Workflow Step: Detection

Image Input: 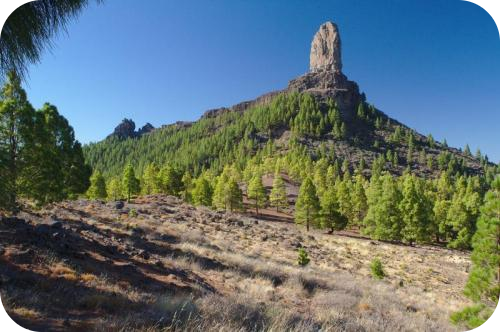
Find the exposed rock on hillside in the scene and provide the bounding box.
[203,21,361,120]
[137,122,155,136]
[310,21,342,73]
[287,70,362,120]
[108,119,155,139]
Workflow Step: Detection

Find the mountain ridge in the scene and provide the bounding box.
[88,21,491,181]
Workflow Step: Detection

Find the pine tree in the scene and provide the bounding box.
[142,162,160,195]
[247,174,267,214]
[370,258,385,279]
[446,177,481,249]
[159,164,183,196]
[213,173,229,210]
[336,173,353,222]
[87,171,107,200]
[227,178,243,212]
[363,174,403,241]
[297,247,310,266]
[270,173,288,212]
[332,121,342,139]
[341,159,349,175]
[434,172,453,242]
[192,176,213,207]
[1,0,98,79]
[122,163,140,202]
[427,134,435,148]
[0,74,90,209]
[181,171,193,203]
[107,178,122,201]
[357,103,365,120]
[371,154,385,177]
[320,186,347,233]
[351,172,368,228]
[392,152,399,167]
[295,177,320,231]
[452,176,500,331]
[399,174,432,244]
[0,71,35,210]
[212,165,240,210]
[464,144,472,157]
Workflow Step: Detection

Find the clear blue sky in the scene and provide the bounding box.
[21,0,500,162]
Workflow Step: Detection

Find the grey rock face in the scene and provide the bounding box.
[137,123,155,136]
[310,21,342,73]
[287,70,363,120]
[111,118,136,139]
[108,119,155,140]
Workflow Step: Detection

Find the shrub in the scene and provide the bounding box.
[297,248,310,266]
[129,208,138,218]
[370,258,385,279]
[450,304,492,329]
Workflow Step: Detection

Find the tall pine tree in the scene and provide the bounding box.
[295,177,320,231]
[122,163,140,202]
[452,177,500,329]
[270,172,288,212]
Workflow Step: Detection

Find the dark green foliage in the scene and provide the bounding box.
[142,163,160,195]
[247,175,267,214]
[464,144,471,157]
[450,304,492,329]
[370,258,385,279]
[107,178,122,201]
[297,248,310,266]
[1,0,100,79]
[192,176,213,207]
[427,134,435,148]
[158,164,183,196]
[400,174,433,244]
[128,208,138,218]
[446,177,481,249]
[270,173,288,212]
[0,72,35,210]
[0,72,90,210]
[363,174,403,241]
[87,171,107,199]
[320,187,348,232]
[295,177,320,231]
[122,163,140,202]
[226,178,244,212]
[464,177,500,303]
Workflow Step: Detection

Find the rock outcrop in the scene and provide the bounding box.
[108,119,155,139]
[202,21,362,120]
[309,21,342,73]
[137,123,155,136]
[110,118,136,139]
[287,21,362,118]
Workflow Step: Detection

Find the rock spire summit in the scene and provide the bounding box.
[309,21,342,73]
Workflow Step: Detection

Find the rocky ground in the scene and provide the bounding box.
[0,195,471,331]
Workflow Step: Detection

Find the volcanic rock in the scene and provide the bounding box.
[310,21,342,73]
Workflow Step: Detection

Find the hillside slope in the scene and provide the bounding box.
[1,195,470,331]
[83,21,488,181]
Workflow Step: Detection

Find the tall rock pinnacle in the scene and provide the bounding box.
[309,21,342,73]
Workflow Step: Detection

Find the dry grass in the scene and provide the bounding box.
[49,263,78,281]
[0,195,471,331]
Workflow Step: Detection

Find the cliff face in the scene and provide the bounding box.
[309,21,342,73]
